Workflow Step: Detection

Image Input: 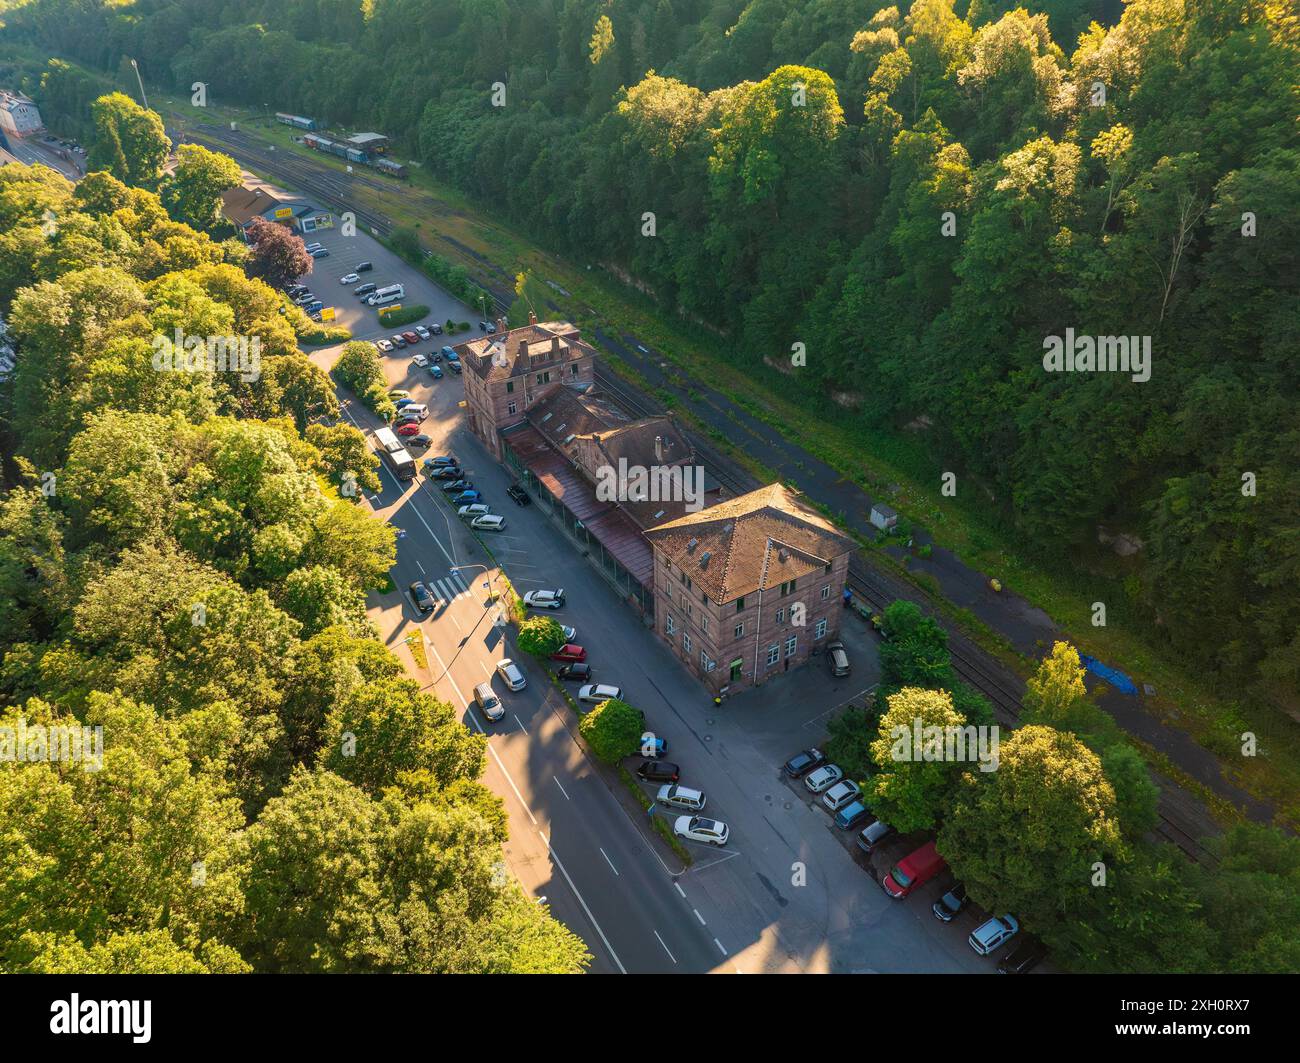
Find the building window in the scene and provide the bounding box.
[779,579,797,596]
[680,572,692,589]
[815,618,828,639]
[825,563,832,573]
[571,364,579,377]
[507,402,517,416]
[736,597,745,612]
[785,635,797,658]
[685,602,693,618]
[536,371,551,385]
[506,380,514,393]
[701,617,710,635]
[734,623,744,638]
[701,651,716,673]
[821,585,831,601]
[683,632,692,654]
[766,645,780,667]
[775,607,786,624]
[666,615,676,636]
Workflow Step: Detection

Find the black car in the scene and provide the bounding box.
[409,581,435,613]
[441,479,472,493]
[430,323,443,335]
[428,455,458,467]
[856,817,896,855]
[783,747,827,778]
[354,282,377,297]
[506,484,531,506]
[478,320,489,331]
[433,466,463,481]
[636,760,680,783]
[355,261,374,272]
[556,662,592,682]
[932,883,968,923]
[446,359,463,374]
[997,936,1047,974]
[407,434,432,448]
[429,349,442,362]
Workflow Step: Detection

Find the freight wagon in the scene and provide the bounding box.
[275,112,318,131]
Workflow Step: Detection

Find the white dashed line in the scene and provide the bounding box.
[514,715,529,734]
[599,847,619,876]
[553,776,570,800]
[540,831,627,975]
[654,931,678,965]
[714,938,728,956]
[693,909,706,926]
[673,882,686,899]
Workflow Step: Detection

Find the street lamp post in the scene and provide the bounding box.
[451,563,503,627]
[129,58,149,110]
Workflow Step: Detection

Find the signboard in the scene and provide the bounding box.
[273,207,293,219]
[379,304,402,316]
[320,307,336,322]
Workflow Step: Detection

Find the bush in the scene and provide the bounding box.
[377,304,430,328]
[333,341,389,417]
[579,698,645,763]
[824,703,881,785]
[517,615,564,657]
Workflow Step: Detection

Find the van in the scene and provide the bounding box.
[367,283,405,306]
[473,682,505,722]
[881,841,947,899]
[399,403,427,420]
[656,784,706,812]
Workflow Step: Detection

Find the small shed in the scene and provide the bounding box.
[869,503,898,532]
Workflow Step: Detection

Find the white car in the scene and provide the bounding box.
[804,764,844,794]
[470,514,505,532]
[412,353,428,367]
[560,624,577,642]
[376,339,394,353]
[414,325,431,340]
[523,589,565,610]
[969,915,1020,956]
[577,684,622,704]
[339,272,360,284]
[495,658,526,692]
[458,503,491,519]
[673,815,729,846]
[821,779,862,813]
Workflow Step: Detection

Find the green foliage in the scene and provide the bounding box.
[377,304,431,327]
[579,698,645,763]
[868,686,970,833]
[516,614,565,657]
[163,143,243,232]
[87,92,170,187]
[332,340,393,419]
[823,701,882,785]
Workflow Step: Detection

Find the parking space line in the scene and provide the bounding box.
[514,715,529,734]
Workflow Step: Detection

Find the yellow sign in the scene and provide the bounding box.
[320,307,336,322]
[379,304,402,316]
[273,207,293,219]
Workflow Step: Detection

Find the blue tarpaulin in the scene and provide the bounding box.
[1079,654,1139,696]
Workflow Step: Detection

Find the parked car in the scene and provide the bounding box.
[471,514,505,532]
[446,359,463,374]
[293,293,315,305]
[305,242,323,252]
[402,331,421,346]
[932,884,969,923]
[388,389,411,399]
[428,455,458,467]
[997,937,1047,975]
[804,764,844,794]
[477,321,489,331]
[506,484,531,506]
[440,346,457,360]
[409,581,435,614]
[458,504,491,520]
[485,321,496,333]
[523,589,565,610]
[429,349,442,363]
[355,261,373,272]
[559,625,577,642]
[835,800,872,830]
[430,323,443,335]
[821,779,862,813]
[407,434,432,448]
[783,748,827,779]
[412,353,428,368]
[882,841,948,900]
[414,325,431,340]
[309,247,329,258]
[639,731,667,757]
[355,282,377,297]
[441,479,472,493]
[495,658,526,692]
[555,662,592,682]
[394,397,415,408]
[340,273,360,284]
[431,466,462,480]
[577,683,621,704]
[452,490,481,505]
[389,333,406,348]
[473,681,505,723]
[637,760,680,783]
[428,364,444,379]
[656,784,706,812]
[969,915,1020,956]
[673,816,728,846]
[376,338,394,353]
[550,644,587,663]
[397,423,421,437]
[856,817,896,856]
[826,640,851,677]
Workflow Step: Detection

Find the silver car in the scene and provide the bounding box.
[495,658,526,692]
[804,764,844,794]
[821,779,862,813]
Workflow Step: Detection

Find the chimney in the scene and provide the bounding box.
[686,537,699,554]
[517,336,529,362]
[550,335,561,356]
[528,310,537,325]
[654,435,663,462]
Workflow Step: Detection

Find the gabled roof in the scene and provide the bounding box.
[460,320,594,383]
[645,483,856,604]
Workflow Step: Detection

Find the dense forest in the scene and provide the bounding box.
[0,158,589,972]
[8,0,1294,710]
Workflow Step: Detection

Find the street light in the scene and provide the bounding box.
[129,58,149,110]
[451,563,503,626]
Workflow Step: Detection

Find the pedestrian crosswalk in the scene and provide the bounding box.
[430,570,473,605]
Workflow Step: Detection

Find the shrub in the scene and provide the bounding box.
[824,703,881,784]
[517,615,564,657]
[377,304,431,328]
[333,341,389,417]
[579,698,645,763]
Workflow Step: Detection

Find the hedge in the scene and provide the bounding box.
[377,304,431,328]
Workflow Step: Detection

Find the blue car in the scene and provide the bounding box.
[394,397,415,407]
[428,364,443,379]
[441,346,458,361]
[453,490,481,505]
[834,800,872,831]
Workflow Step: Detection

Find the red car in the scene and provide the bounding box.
[397,422,421,436]
[550,643,587,663]
[402,330,421,345]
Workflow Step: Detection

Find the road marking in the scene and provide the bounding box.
[449,612,462,632]
[653,931,677,965]
[673,882,686,899]
[599,847,619,876]
[714,938,728,956]
[693,909,706,926]
[482,661,494,678]
[540,832,627,975]
[416,559,425,574]
[513,715,529,734]
[553,776,570,800]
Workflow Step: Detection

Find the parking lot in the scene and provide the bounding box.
[292,225,490,345]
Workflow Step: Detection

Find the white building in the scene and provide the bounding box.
[0,91,43,138]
